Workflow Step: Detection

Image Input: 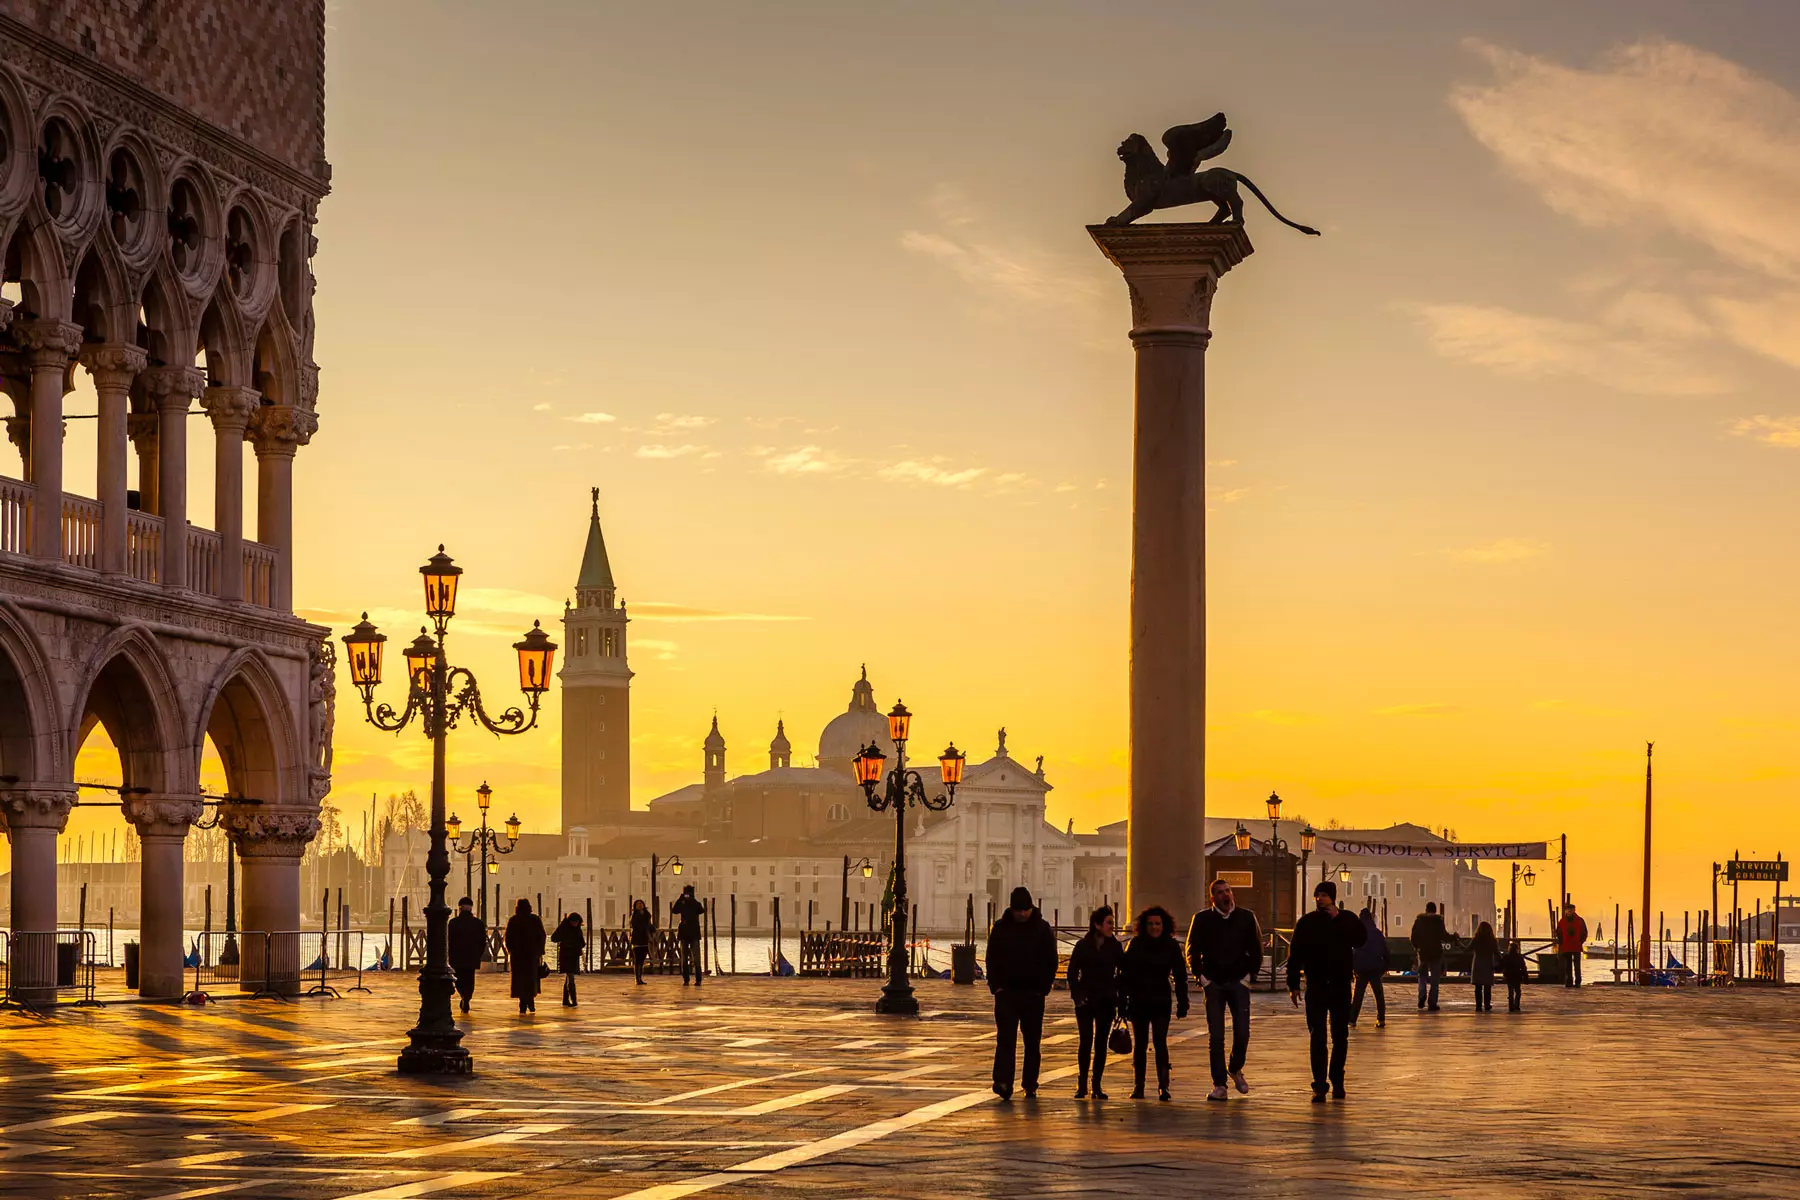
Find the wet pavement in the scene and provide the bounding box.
[1,969,1797,1198]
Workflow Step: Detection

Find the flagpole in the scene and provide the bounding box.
[1639,742,1654,982]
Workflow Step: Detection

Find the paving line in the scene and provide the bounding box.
[329,1172,515,1200]
[610,1067,1081,1200]
[720,1038,768,1048]
[0,1110,128,1135]
[145,1181,277,1200]
[231,1103,332,1122]
[0,1141,69,1161]
[867,1064,950,1082]
[391,1108,487,1127]
[56,1070,239,1098]
[728,1085,858,1115]
[295,1054,394,1070]
[382,1123,565,1160]
[143,1151,253,1169]
[644,1068,829,1107]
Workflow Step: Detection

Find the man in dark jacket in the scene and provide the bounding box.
[447,896,486,1014]
[985,885,1057,1100]
[1186,877,1263,1101]
[1410,902,1455,1011]
[1351,907,1389,1028]
[671,886,707,986]
[1287,880,1366,1101]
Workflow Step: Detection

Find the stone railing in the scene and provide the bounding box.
[187,527,221,595]
[0,476,30,555]
[244,541,276,607]
[126,510,162,583]
[60,494,103,570]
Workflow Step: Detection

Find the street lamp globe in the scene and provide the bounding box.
[1234,822,1251,852]
[861,860,875,879]
[477,781,492,811]
[403,630,435,688]
[938,743,966,791]
[670,856,684,876]
[504,813,522,843]
[420,545,462,622]
[342,614,386,690]
[853,743,887,791]
[1524,866,1536,886]
[513,621,558,695]
[1266,791,1282,821]
[886,700,912,746]
[1337,865,1352,883]
[446,813,461,840]
[1300,824,1317,854]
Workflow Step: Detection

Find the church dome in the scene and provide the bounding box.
[817,666,894,776]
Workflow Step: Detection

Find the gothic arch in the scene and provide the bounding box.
[137,265,198,368]
[66,623,190,795]
[199,295,252,386]
[252,309,299,406]
[193,647,297,806]
[3,211,73,321]
[0,599,63,783]
[72,240,132,345]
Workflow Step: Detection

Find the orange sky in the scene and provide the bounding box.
[41,3,1800,933]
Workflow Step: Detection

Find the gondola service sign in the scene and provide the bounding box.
[1319,836,1549,861]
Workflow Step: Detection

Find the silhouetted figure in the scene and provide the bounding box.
[629,898,653,985]
[1288,880,1366,1101]
[671,886,706,985]
[1470,920,1498,1012]
[986,885,1057,1101]
[1067,905,1125,1099]
[1410,902,1455,1011]
[447,896,485,1015]
[552,912,586,1007]
[1350,907,1388,1028]
[1556,903,1589,987]
[1187,877,1261,1102]
[1122,905,1189,1101]
[504,898,547,1015]
[1501,939,1529,1011]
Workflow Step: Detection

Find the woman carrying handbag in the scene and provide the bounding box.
[551,912,586,1007]
[504,897,547,1015]
[1066,905,1126,1098]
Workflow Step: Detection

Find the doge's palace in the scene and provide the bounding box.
[0,2,330,1002]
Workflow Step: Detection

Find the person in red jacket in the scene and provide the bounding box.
[1556,903,1589,988]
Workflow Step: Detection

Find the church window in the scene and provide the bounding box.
[577,629,588,656]
[598,750,606,761]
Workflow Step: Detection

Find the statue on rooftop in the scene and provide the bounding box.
[1105,112,1320,235]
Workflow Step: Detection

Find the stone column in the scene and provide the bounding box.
[14,320,83,561]
[141,366,204,590]
[229,808,318,995]
[127,411,160,515]
[1,785,77,1004]
[201,387,260,602]
[80,345,147,575]
[248,405,316,612]
[1089,222,1253,932]
[123,793,202,999]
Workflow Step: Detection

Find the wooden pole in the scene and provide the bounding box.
[730,893,737,976]
[1638,742,1653,981]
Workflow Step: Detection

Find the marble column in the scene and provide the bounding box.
[1,785,77,1004]
[80,345,147,575]
[228,808,318,995]
[1088,222,1253,932]
[13,320,83,561]
[248,405,316,612]
[141,366,204,590]
[127,411,160,516]
[124,793,202,999]
[200,387,259,602]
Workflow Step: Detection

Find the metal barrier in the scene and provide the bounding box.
[799,931,884,977]
[2,931,100,1009]
[299,929,368,997]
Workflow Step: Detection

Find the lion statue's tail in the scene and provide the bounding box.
[1230,173,1321,236]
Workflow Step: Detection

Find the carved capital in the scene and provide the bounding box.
[0,298,14,331]
[201,385,262,432]
[1088,223,1253,336]
[5,415,29,453]
[127,411,162,444]
[13,319,86,368]
[226,806,321,858]
[79,343,149,390]
[140,366,207,411]
[122,792,205,835]
[0,786,79,832]
[248,404,317,455]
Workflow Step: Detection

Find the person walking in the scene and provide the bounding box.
[1067,905,1125,1099]
[1186,877,1261,1102]
[1501,938,1528,1011]
[1410,901,1454,1011]
[1122,906,1189,1101]
[1350,906,1388,1028]
[1556,902,1589,988]
[551,912,586,1007]
[1469,920,1498,1012]
[447,895,486,1015]
[629,898,653,985]
[670,886,707,986]
[1288,880,1366,1102]
[503,898,546,1015]
[985,886,1057,1101]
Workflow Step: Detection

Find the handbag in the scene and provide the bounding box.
[1108,1014,1132,1056]
[538,958,550,980]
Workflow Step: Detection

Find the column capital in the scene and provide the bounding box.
[1088,223,1254,336]
[226,806,321,858]
[79,342,149,387]
[13,318,85,367]
[126,410,161,442]
[248,404,318,456]
[122,792,204,835]
[201,385,262,431]
[141,365,206,410]
[0,785,79,832]
[4,414,28,453]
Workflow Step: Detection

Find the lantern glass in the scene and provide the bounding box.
[1234,822,1251,852]
[1266,791,1282,821]
[853,744,887,786]
[477,782,492,811]
[487,861,498,875]
[504,813,521,843]
[1338,866,1351,883]
[421,546,462,621]
[404,631,436,688]
[671,857,683,876]
[342,615,385,687]
[938,743,965,788]
[513,621,558,695]
[446,813,462,840]
[887,701,912,745]
[861,860,874,879]
[1300,825,1317,854]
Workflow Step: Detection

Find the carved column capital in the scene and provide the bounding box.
[248,404,317,457]
[123,792,205,836]
[202,385,262,432]
[4,415,28,454]
[79,343,149,389]
[226,806,321,858]
[0,298,14,332]
[140,365,207,412]
[13,319,85,368]
[0,785,79,832]
[1088,223,1254,337]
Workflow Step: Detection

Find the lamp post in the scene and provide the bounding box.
[853,700,964,1015]
[841,855,874,929]
[650,853,684,925]
[448,782,521,930]
[1507,863,1535,942]
[341,546,556,1075]
[1298,824,1316,898]
[1265,792,1290,933]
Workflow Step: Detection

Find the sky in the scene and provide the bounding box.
[42,0,1800,931]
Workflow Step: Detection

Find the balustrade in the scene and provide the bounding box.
[125,510,161,584]
[60,495,102,570]
[0,477,30,555]
[187,527,221,596]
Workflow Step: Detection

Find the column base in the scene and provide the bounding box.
[397,1037,474,1075]
[875,980,919,1015]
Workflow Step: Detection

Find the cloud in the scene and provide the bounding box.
[1417,303,1728,396]
[653,413,714,430]
[764,445,851,476]
[569,412,616,425]
[1708,292,1800,370]
[635,444,705,459]
[550,443,591,452]
[1374,703,1463,718]
[879,459,988,488]
[629,602,810,623]
[901,184,1103,312]
[532,402,553,412]
[1727,415,1800,448]
[1445,537,1550,563]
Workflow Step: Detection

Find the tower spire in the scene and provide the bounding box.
[576,485,616,602]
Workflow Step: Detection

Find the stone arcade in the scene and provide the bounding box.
[0,2,330,1002]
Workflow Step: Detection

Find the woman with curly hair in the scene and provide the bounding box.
[1121,905,1189,1100]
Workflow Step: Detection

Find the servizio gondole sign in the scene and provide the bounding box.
[1319,837,1549,862]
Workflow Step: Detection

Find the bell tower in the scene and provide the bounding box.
[560,487,632,830]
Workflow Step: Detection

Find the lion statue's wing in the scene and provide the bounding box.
[1162,113,1232,176]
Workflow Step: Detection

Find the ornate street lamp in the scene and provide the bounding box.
[1233,822,1251,852]
[1264,791,1291,990]
[1507,862,1536,942]
[1299,823,1317,895]
[342,546,554,1075]
[840,855,875,929]
[650,852,685,923]
[854,698,963,1015]
[448,781,521,930]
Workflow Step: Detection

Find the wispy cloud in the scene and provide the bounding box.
[1445,537,1550,563]
[901,183,1103,313]
[1374,703,1463,718]
[1728,415,1800,448]
[569,412,616,425]
[763,445,851,476]
[878,459,988,488]
[653,413,714,431]
[1417,303,1728,396]
[532,402,553,412]
[635,444,706,459]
